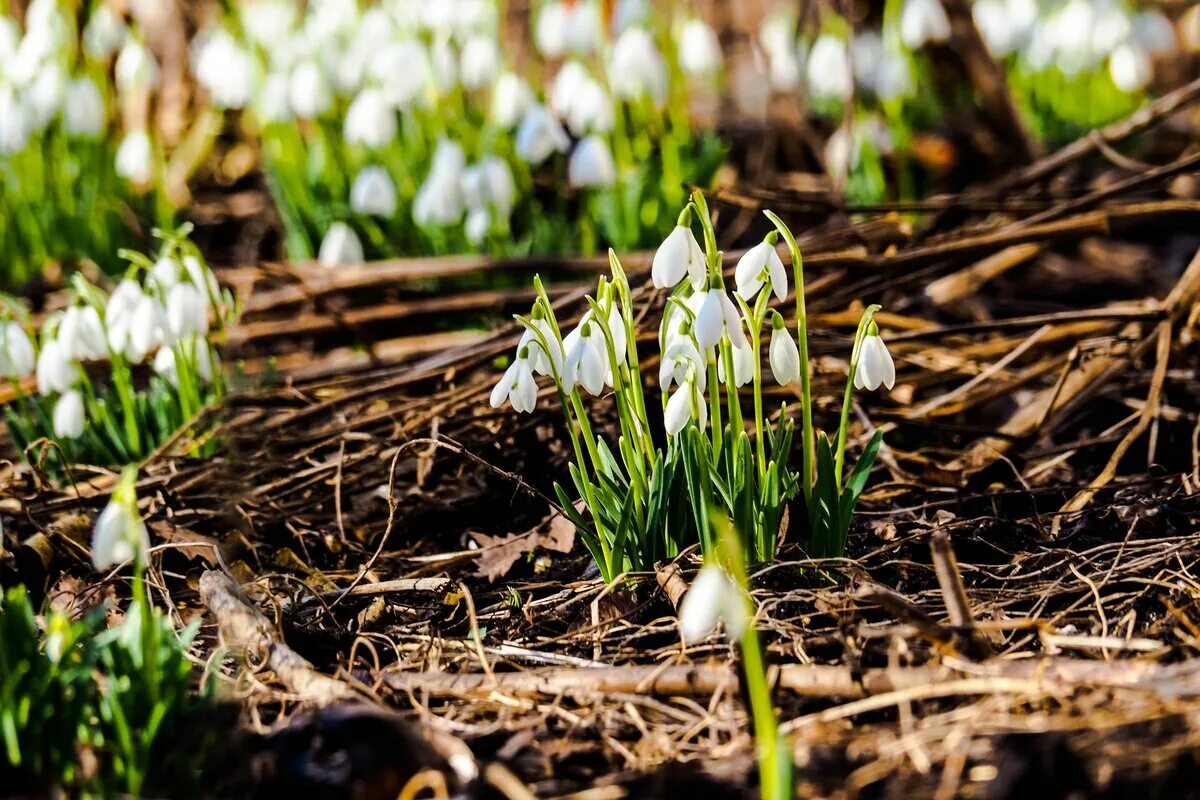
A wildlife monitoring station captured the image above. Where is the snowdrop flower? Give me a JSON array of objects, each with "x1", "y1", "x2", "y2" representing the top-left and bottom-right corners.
[
  {"x1": 490, "y1": 72, "x2": 535, "y2": 128},
  {"x1": 414, "y1": 139, "x2": 467, "y2": 227},
  {"x1": 350, "y1": 166, "x2": 398, "y2": 217},
  {"x1": 734, "y1": 238, "x2": 787, "y2": 303},
  {"x1": 27, "y1": 63, "x2": 65, "y2": 130},
  {"x1": 659, "y1": 337, "x2": 705, "y2": 393},
  {"x1": 318, "y1": 222, "x2": 364, "y2": 267},
  {"x1": 563, "y1": 320, "x2": 608, "y2": 396},
  {"x1": 664, "y1": 376, "x2": 707, "y2": 436},
  {"x1": 550, "y1": 60, "x2": 590, "y2": 117},
  {"x1": 256, "y1": 71, "x2": 293, "y2": 124},
  {"x1": 973, "y1": 0, "x2": 1019, "y2": 57},
  {"x1": 0, "y1": 322, "x2": 34, "y2": 379},
  {"x1": 825, "y1": 124, "x2": 860, "y2": 179},
  {"x1": 518, "y1": 315, "x2": 563, "y2": 378},
  {"x1": 651, "y1": 225, "x2": 706, "y2": 290},
  {"x1": 854, "y1": 325, "x2": 895, "y2": 391},
  {"x1": 490, "y1": 349, "x2": 538, "y2": 413},
  {"x1": 114, "y1": 38, "x2": 159, "y2": 94},
  {"x1": 806, "y1": 34, "x2": 852, "y2": 102},
  {"x1": 149, "y1": 256, "x2": 181, "y2": 291},
  {"x1": 344, "y1": 88, "x2": 397, "y2": 150},
  {"x1": 852, "y1": 33, "x2": 914, "y2": 101},
  {"x1": 678, "y1": 563, "x2": 747, "y2": 643},
  {"x1": 64, "y1": 77, "x2": 106, "y2": 137},
  {"x1": 241, "y1": 0, "x2": 296, "y2": 49},
  {"x1": 565, "y1": 0, "x2": 603, "y2": 55},
  {"x1": 1132, "y1": 10, "x2": 1177, "y2": 55},
  {"x1": 464, "y1": 209, "x2": 490, "y2": 245},
  {"x1": 0, "y1": 17, "x2": 16, "y2": 65},
  {"x1": 106, "y1": 285, "x2": 161, "y2": 364},
  {"x1": 91, "y1": 471, "x2": 150, "y2": 571},
  {"x1": 115, "y1": 129, "x2": 153, "y2": 186},
  {"x1": 459, "y1": 35, "x2": 500, "y2": 90},
  {"x1": 534, "y1": 1, "x2": 568, "y2": 59},
  {"x1": 609, "y1": 27, "x2": 668, "y2": 105},
  {"x1": 153, "y1": 337, "x2": 215, "y2": 387},
  {"x1": 568, "y1": 136, "x2": 616, "y2": 188},
  {"x1": 901, "y1": 0, "x2": 951, "y2": 49},
  {"x1": 36, "y1": 339, "x2": 74, "y2": 396},
  {"x1": 768, "y1": 312, "x2": 800, "y2": 386},
  {"x1": 194, "y1": 29, "x2": 254, "y2": 109},
  {"x1": 1109, "y1": 43, "x2": 1151, "y2": 92},
  {"x1": 427, "y1": 37, "x2": 458, "y2": 93},
  {"x1": 182, "y1": 255, "x2": 221, "y2": 305},
  {"x1": 288, "y1": 60, "x2": 332, "y2": 120},
  {"x1": 678, "y1": 18, "x2": 722, "y2": 78},
  {"x1": 52, "y1": 389, "x2": 85, "y2": 439},
  {"x1": 564, "y1": 77, "x2": 614, "y2": 135},
  {"x1": 83, "y1": 4, "x2": 127, "y2": 59},
  {"x1": 694, "y1": 289, "x2": 749, "y2": 351},
  {"x1": 462, "y1": 156, "x2": 516, "y2": 218},
  {"x1": 370, "y1": 40, "x2": 431, "y2": 111},
  {"x1": 717, "y1": 341, "x2": 755, "y2": 387},
  {"x1": 59, "y1": 305, "x2": 107, "y2": 361},
  {"x1": 0, "y1": 88, "x2": 31, "y2": 155},
  {"x1": 165, "y1": 283, "x2": 209, "y2": 342},
  {"x1": 515, "y1": 104, "x2": 569, "y2": 165},
  {"x1": 760, "y1": 15, "x2": 801, "y2": 91}
]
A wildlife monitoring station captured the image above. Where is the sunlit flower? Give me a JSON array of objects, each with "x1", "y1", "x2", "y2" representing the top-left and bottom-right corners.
[
  {"x1": 534, "y1": 0, "x2": 568, "y2": 59},
  {"x1": 59, "y1": 305, "x2": 107, "y2": 361},
  {"x1": 91, "y1": 470, "x2": 150, "y2": 571},
  {"x1": 83, "y1": 3, "x2": 127, "y2": 60},
  {"x1": 344, "y1": 88, "x2": 397, "y2": 149},
  {"x1": 1109, "y1": 42, "x2": 1151, "y2": 92},
  {"x1": 563, "y1": 320, "x2": 608, "y2": 396},
  {"x1": 609, "y1": 27, "x2": 668, "y2": 105},
  {"x1": 735, "y1": 239, "x2": 787, "y2": 302},
  {"x1": 0, "y1": 322, "x2": 34, "y2": 379},
  {"x1": 459, "y1": 35, "x2": 500, "y2": 90},
  {"x1": 678, "y1": 563, "x2": 747, "y2": 643},
  {"x1": 565, "y1": 76, "x2": 615, "y2": 136},
  {"x1": 27, "y1": 62, "x2": 65, "y2": 130},
  {"x1": 318, "y1": 222, "x2": 364, "y2": 267},
  {"x1": 288, "y1": 60, "x2": 332, "y2": 120},
  {"x1": 678, "y1": 18, "x2": 722, "y2": 78},
  {"x1": 114, "y1": 37, "x2": 159, "y2": 94},
  {"x1": 63, "y1": 76, "x2": 106, "y2": 137},
  {"x1": 515, "y1": 104, "x2": 569, "y2": 165},
  {"x1": 350, "y1": 166, "x2": 398, "y2": 217},
  {"x1": 490, "y1": 350, "x2": 538, "y2": 413},
  {"x1": 462, "y1": 156, "x2": 516, "y2": 219},
  {"x1": 565, "y1": 0, "x2": 603, "y2": 55},
  {"x1": 490, "y1": 72, "x2": 535, "y2": 128},
  {"x1": 165, "y1": 283, "x2": 209, "y2": 342},
  {"x1": 115, "y1": 129, "x2": 153, "y2": 186},
  {"x1": 760, "y1": 14, "x2": 801, "y2": 91},
  {"x1": 717, "y1": 341, "x2": 755, "y2": 387},
  {"x1": 414, "y1": 139, "x2": 466, "y2": 227},
  {"x1": 518, "y1": 316, "x2": 563, "y2": 377},
  {"x1": 0, "y1": 88, "x2": 30, "y2": 154},
  {"x1": 664, "y1": 375, "x2": 707, "y2": 436},
  {"x1": 652, "y1": 225, "x2": 706, "y2": 290},
  {"x1": 768, "y1": 312, "x2": 800, "y2": 386},
  {"x1": 36, "y1": 339, "x2": 74, "y2": 396},
  {"x1": 659, "y1": 337, "x2": 705, "y2": 393},
  {"x1": 806, "y1": 34, "x2": 852, "y2": 102},
  {"x1": 854, "y1": 326, "x2": 895, "y2": 391},
  {"x1": 52, "y1": 389, "x2": 85, "y2": 439},
  {"x1": 901, "y1": 0, "x2": 952, "y2": 49},
  {"x1": 370, "y1": 40, "x2": 431, "y2": 111},
  {"x1": 694, "y1": 289, "x2": 749, "y2": 351},
  {"x1": 568, "y1": 135, "x2": 616, "y2": 188},
  {"x1": 194, "y1": 29, "x2": 254, "y2": 109}
]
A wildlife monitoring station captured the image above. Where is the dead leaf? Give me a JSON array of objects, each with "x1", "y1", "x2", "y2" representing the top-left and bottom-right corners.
[
  {"x1": 471, "y1": 513, "x2": 577, "y2": 582},
  {"x1": 150, "y1": 520, "x2": 223, "y2": 566}
]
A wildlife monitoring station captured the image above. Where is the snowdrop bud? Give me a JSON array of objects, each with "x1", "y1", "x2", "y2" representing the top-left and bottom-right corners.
[
  {"x1": 678, "y1": 564, "x2": 747, "y2": 643},
  {"x1": 166, "y1": 283, "x2": 208, "y2": 341},
  {"x1": 768, "y1": 313, "x2": 800, "y2": 386},
  {"x1": 609, "y1": 27, "x2": 668, "y2": 105},
  {"x1": 115, "y1": 129, "x2": 153, "y2": 186},
  {"x1": 651, "y1": 225, "x2": 706, "y2": 290},
  {"x1": 515, "y1": 104, "x2": 569, "y2": 165},
  {"x1": 490, "y1": 72, "x2": 534, "y2": 128},
  {"x1": 854, "y1": 325, "x2": 895, "y2": 391},
  {"x1": 0, "y1": 87, "x2": 31, "y2": 154},
  {"x1": 64, "y1": 76, "x2": 106, "y2": 137},
  {"x1": 459, "y1": 35, "x2": 499, "y2": 90},
  {"x1": 84, "y1": 4, "x2": 127, "y2": 59},
  {"x1": 807, "y1": 35, "x2": 852, "y2": 102},
  {"x1": 60, "y1": 305, "x2": 107, "y2": 361},
  {"x1": 115, "y1": 38, "x2": 159, "y2": 93},
  {"x1": 1109, "y1": 43, "x2": 1151, "y2": 93},
  {"x1": 351, "y1": 166, "x2": 398, "y2": 217},
  {"x1": 91, "y1": 468, "x2": 150, "y2": 571},
  {"x1": 0, "y1": 322, "x2": 35, "y2": 379},
  {"x1": 318, "y1": 222, "x2": 364, "y2": 268},
  {"x1": 734, "y1": 238, "x2": 787, "y2": 302},
  {"x1": 36, "y1": 339, "x2": 74, "y2": 395},
  {"x1": 568, "y1": 135, "x2": 616, "y2": 188},
  {"x1": 534, "y1": 1, "x2": 568, "y2": 58},
  {"x1": 52, "y1": 389, "x2": 85, "y2": 439},
  {"x1": 901, "y1": 0, "x2": 952, "y2": 49},
  {"x1": 678, "y1": 18, "x2": 722, "y2": 78},
  {"x1": 288, "y1": 60, "x2": 332, "y2": 120}
]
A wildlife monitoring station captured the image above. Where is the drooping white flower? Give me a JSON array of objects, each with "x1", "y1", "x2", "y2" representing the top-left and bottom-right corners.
[
  {"x1": 659, "y1": 337, "x2": 705, "y2": 393},
  {"x1": 343, "y1": 88, "x2": 397, "y2": 150},
  {"x1": 153, "y1": 336, "x2": 216, "y2": 388},
  {"x1": 973, "y1": 0, "x2": 1019, "y2": 57},
  {"x1": 90, "y1": 472, "x2": 150, "y2": 571},
  {"x1": 427, "y1": 37, "x2": 458, "y2": 94},
  {"x1": 717, "y1": 340, "x2": 755, "y2": 388},
  {"x1": 562, "y1": 320, "x2": 608, "y2": 396},
  {"x1": 256, "y1": 71, "x2": 293, "y2": 124},
  {"x1": 490, "y1": 72, "x2": 535, "y2": 128},
  {"x1": 318, "y1": 222, "x2": 364, "y2": 267},
  {"x1": 350, "y1": 166, "x2": 398, "y2": 217},
  {"x1": 678, "y1": 18, "x2": 722, "y2": 78},
  {"x1": 734, "y1": 239, "x2": 787, "y2": 302},
  {"x1": 59, "y1": 305, "x2": 107, "y2": 361},
  {"x1": 651, "y1": 225, "x2": 706, "y2": 290},
  {"x1": 1109, "y1": 42, "x2": 1151, "y2": 92},
  {"x1": 564, "y1": 77, "x2": 614, "y2": 135},
  {"x1": 489, "y1": 351, "x2": 538, "y2": 413},
  {"x1": 534, "y1": 1, "x2": 568, "y2": 58},
  {"x1": 459, "y1": 35, "x2": 500, "y2": 90},
  {"x1": 461, "y1": 156, "x2": 516, "y2": 219},
  {"x1": 464, "y1": 209, "x2": 490, "y2": 245},
  {"x1": 550, "y1": 60, "x2": 589, "y2": 116},
  {"x1": 53, "y1": 389, "x2": 85, "y2": 439},
  {"x1": 114, "y1": 37, "x2": 159, "y2": 94},
  {"x1": 900, "y1": 0, "x2": 952, "y2": 50},
  {"x1": 165, "y1": 283, "x2": 209, "y2": 342},
  {"x1": 0, "y1": 87, "x2": 31, "y2": 154},
  {"x1": 518, "y1": 317, "x2": 563, "y2": 378},
  {"x1": 414, "y1": 139, "x2": 467, "y2": 227},
  {"x1": 664, "y1": 376, "x2": 707, "y2": 436},
  {"x1": 0, "y1": 322, "x2": 35, "y2": 379},
  {"x1": 288, "y1": 59, "x2": 332, "y2": 120},
  {"x1": 115, "y1": 129, "x2": 153, "y2": 185},
  {"x1": 63, "y1": 76, "x2": 106, "y2": 137},
  {"x1": 182, "y1": 255, "x2": 221, "y2": 305},
  {"x1": 194, "y1": 29, "x2": 254, "y2": 109},
  {"x1": 515, "y1": 104, "x2": 569, "y2": 165},
  {"x1": 26, "y1": 62, "x2": 65, "y2": 130},
  {"x1": 36, "y1": 338, "x2": 74, "y2": 395},
  {"x1": 806, "y1": 34, "x2": 852, "y2": 102},
  {"x1": 768, "y1": 313, "x2": 800, "y2": 386},
  {"x1": 568, "y1": 135, "x2": 616, "y2": 188},
  {"x1": 609, "y1": 27, "x2": 667, "y2": 105},
  {"x1": 854, "y1": 329, "x2": 895, "y2": 391},
  {"x1": 694, "y1": 289, "x2": 749, "y2": 351},
  {"x1": 240, "y1": 0, "x2": 296, "y2": 49},
  {"x1": 565, "y1": 0, "x2": 603, "y2": 55},
  {"x1": 678, "y1": 563, "x2": 747, "y2": 643},
  {"x1": 370, "y1": 40, "x2": 432, "y2": 111},
  {"x1": 760, "y1": 14, "x2": 801, "y2": 91},
  {"x1": 83, "y1": 3, "x2": 127, "y2": 60}
]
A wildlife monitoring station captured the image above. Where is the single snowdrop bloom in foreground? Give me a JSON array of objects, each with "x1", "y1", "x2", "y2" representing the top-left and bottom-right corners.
[
  {"x1": 901, "y1": 0, "x2": 952, "y2": 50},
  {"x1": 694, "y1": 288, "x2": 749, "y2": 351},
  {"x1": 735, "y1": 236, "x2": 787, "y2": 302},
  {"x1": 52, "y1": 389, "x2": 85, "y2": 439},
  {"x1": 91, "y1": 469, "x2": 150, "y2": 571},
  {"x1": 350, "y1": 166, "x2": 398, "y2": 217},
  {"x1": 115, "y1": 129, "x2": 153, "y2": 186},
  {"x1": 664, "y1": 376, "x2": 707, "y2": 436},
  {"x1": 768, "y1": 312, "x2": 800, "y2": 386},
  {"x1": 563, "y1": 320, "x2": 608, "y2": 396},
  {"x1": 678, "y1": 563, "x2": 747, "y2": 643},
  {"x1": 659, "y1": 337, "x2": 705, "y2": 393},
  {"x1": 0, "y1": 322, "x2": 34, "y2": 379},
  {"x1": 515, "y1": 104, "x2": 569, "y2": 165},
  {"x1": 568, "y1": 136, "x2": 616, "y2": 188},
  {"x1": 718, "y1": 341, "x2": 755, "y2": 387},
  {"x1": 854, "y1": 323, "x2": 895, "y2": 391},
  {"x1": 490, "y1": 348, "x2": 538, "y2": 413},
  {"x1": 318, "y1": 222, "x2": 364, "y2": 267},
  {"x1": 652, "y1": 224, "x2": 706, "y2": 290}
]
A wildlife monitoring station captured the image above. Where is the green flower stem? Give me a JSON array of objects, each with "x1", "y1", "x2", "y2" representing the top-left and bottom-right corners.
[{"x1": 833, "y1": 305, "x2": 881, "y2": 488}]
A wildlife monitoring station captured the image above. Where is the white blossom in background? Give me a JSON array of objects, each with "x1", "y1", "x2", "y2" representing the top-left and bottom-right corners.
[
  {"x1": 350, "y1": 166, "x2": 398, "y2": 217},
  {"x1": 806, "y1": 34, "x2": 852, "y2": 102},
  {"x1": 288, "y1": 59, "x2": 332, "y2": 120},
  {"x1": 241, "y1": 0, "x2": 296, "y2": 49},
  {"x1": 678, "y1": 18, "x2": 722, "y2": 78},
  {"x1": 318, "y1": 222, "x2": 364, "y2": 267},
  {"x1": 1109, "y1": 42, "x2": 1151, "y2": 92},
  {"x1": 256, "y1": 72, "x2": 293, "y2": 124},
  {"x1": 114, "y1": 37, "x2": 159, "y2": 94},
  {"x1": 194, "y1": 29, "x2": 254, "y2": 109},
  {"x1": 0, "y1": 88, "x2": 31, "y2": 154},
  {"x1": 0, "y1": 17, "x2": 18, "y2": 65},
  {"x1": 678, "y1": 564, "x2": 747, "y2": 643},
  {"x1": 153, "y1": 340, "x2": 214, "y2": 387},
  {"x1": 344, "y1": 88, "x2": 398, "y2": 149},
  {"x1": 759, "y1": 14, "x2": 801, "y2": 91},
  {"x1": 717, "y1": 341, "x2": 754, "y2": 387},
  {"x1": 973, "y1": 0, "x2": 1020, "y2": 57},
  {"x1": 564, "y1": 76, "x2": 615, "y2": 135},
  {"x1": 459, "y1": 34, "x2": 500, "y2": 90},
  {"x1": 64, "y1": 77, "x2": 106, "y2": 137},
  {"x1": 115, "y1": 129, "x2": 153, "y2": 185},
  {"x1": 52, "y1": 389, "x2": 85, "y2": 439},
  {"x1": 462, "y1": 156, "x2": 516, "y2": 218},
  {"x1": 26, "y1": 62, "x2": 65, "y2": 130},
  {"x1": 549, "y1": 60, "x2": 589, "y2": 116},
  {"x1": 900, "y1": 0, "x2": 951, "y2": 50},
  {"x1": 427, "y1": 37, "x2": 458, "y2": 94},
  {"x1": 609, "y1": 27, "x2": 668, "y2": 105},
  {"x1": 414, "y1": 138, "x2": 466, "y2": 227},
  {"x1": 490, "y1": 72, "x2": 535, "y2": 128},
  {"x1": 651, "y1": 224, "x2": 706, "y2": 290},
  {"x1": 735, "y1": 239, "x2": 787, "y2": 303},
  {"x1": 370, "y1": 40, "x2": 431, "y2": 110},
  {"x1": 565, "y1": 0, "x2": 603, "y2": 55},
  {"x1": 0, "y1": 322, "x2": 35, "y2": 379},
  {"x1": 568, "y1": 135, "x2": 616, "y2": 188},
  {"x1": 83, "y1": 4, "x2": 127, "y2": 59},
  {"x1": 515, "y1": 104, "x2": 569, "y2": 165},
  {"x1": 534, "y1": 0, "x2": 568, "y2": 59},
  {"x1": 59, "y1": 305, "x2": 107, "y2": 361},
  {"x1": 852, "y1": 33, "x2": 913, "y2": 101},
  {"x1": 36, "y1": 339, "x2": 74, "y2": 395},
  {"x1": 1132, "y1": 9, "x2": 1177, "y2": 55},
  {"x1": 854, "y1": 328, "x2": 896, "y2": 391},
  {"x1": 165, "y1": 283, "x2": 209, "y2": 342},
  {"x1": 91, "y1": 479, "x2": 150, "y2": 570}
]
